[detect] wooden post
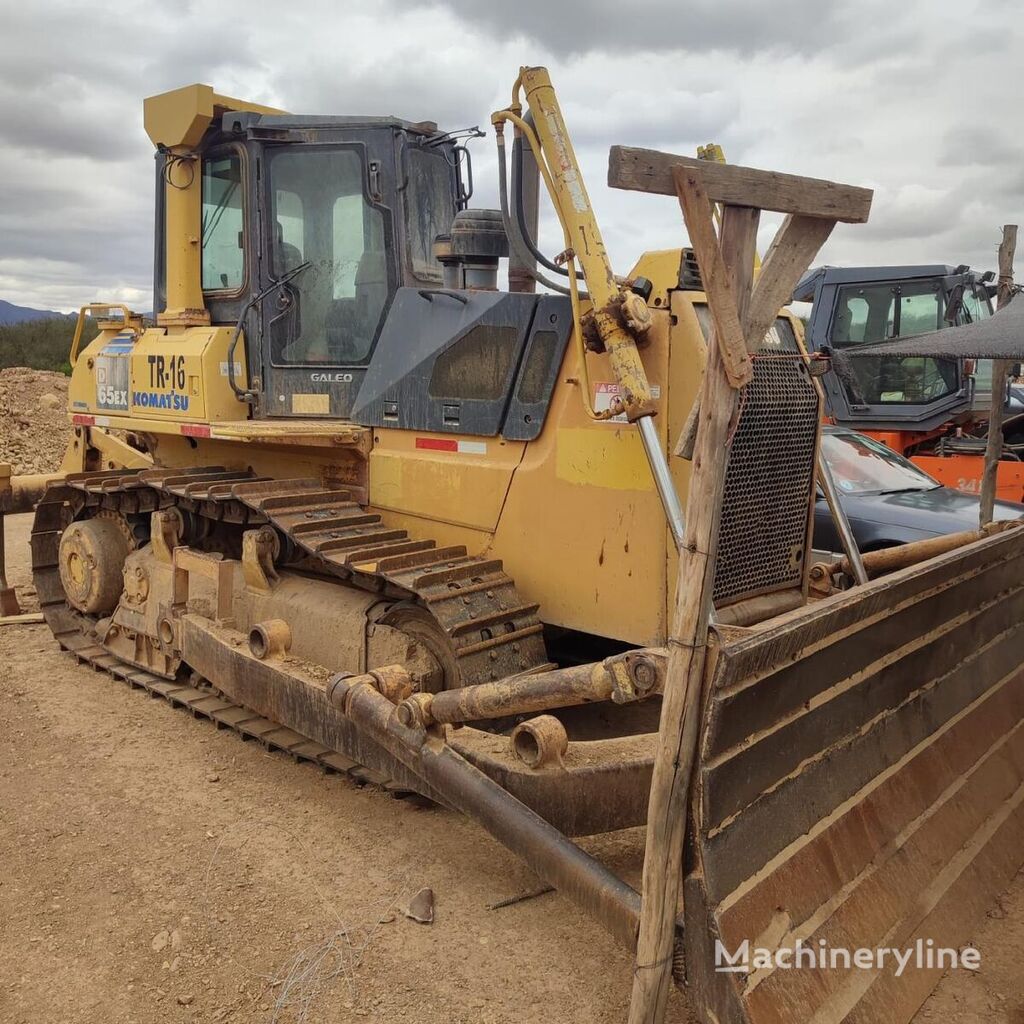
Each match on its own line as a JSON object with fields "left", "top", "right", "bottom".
{"left": 979, "top": 224, "right": 1017, "bottom": 526}
{"left": 0, "top": 512, "right": 21, "bottom": 617}
{"left": 627, "top": 180, "right": 759, "bottom": 1024}
{"left": 619, "top": 153, "right": 858, "bottom": 1024}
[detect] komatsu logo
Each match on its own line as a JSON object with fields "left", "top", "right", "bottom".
{"left": 133, "top": 391, "right": 190, "bottom": 411}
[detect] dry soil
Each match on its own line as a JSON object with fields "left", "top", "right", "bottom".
{"left": 1, "top": 368, "right": 1022, "bottom": 1023}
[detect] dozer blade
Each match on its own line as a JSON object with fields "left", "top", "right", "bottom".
{"left": 685, "top": 525, "right": 1024, "bottom": 1024}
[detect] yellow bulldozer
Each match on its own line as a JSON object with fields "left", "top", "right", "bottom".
{"left": 9, "top": 67, "right": 1024, "bottom": 1023}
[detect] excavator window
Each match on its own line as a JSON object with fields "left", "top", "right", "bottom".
{"left": 958, "top": 281, "right": 991, "bottom": 323}
{"left": 201, "top": 153, "right": 245, "bottom": 292}
{"left": 267, "top": 146, "right": 390, "bottom": 367}
{"left": 832, "top": 281, "right": 957, "bottom": 405}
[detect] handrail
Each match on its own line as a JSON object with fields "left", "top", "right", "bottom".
{"left": 69, "top": 303, "right": 137, "bottom": 367}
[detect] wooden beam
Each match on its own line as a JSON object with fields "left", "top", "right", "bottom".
{"left": 628, "top": 203, "right": 760, "bottom": 1024}
{"left": 0, "top": 612, "right": 44, "bottom": 626}
{"left": 609, "top": 146, "right": 873, "bottom": 223}
{"left": 673, "top": 166, "right": 756, "bottom": 388}
{"left": 979, "top": 224, "right": 1018, "bottom": 526}
{"left": 745, "top": 214, "right": 836, "bottom": 348}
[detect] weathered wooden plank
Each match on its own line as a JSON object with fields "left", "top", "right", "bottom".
{"left": 673, "top": 166, "right": 754, "bottom": 388}
{"left": 980, "top": 225, "right": 1018, "bottom": 526}
{"left": 629, "top": 204, "right": 760, "bottom": 1023}
{"left": 0, "top": 612, "right": 45, "bottom": 625}
{"left": 608, "top": 147, "right": 873, "bottom": 223}
{"left": 745, "top": 214, "right": 835, "bottom": 347}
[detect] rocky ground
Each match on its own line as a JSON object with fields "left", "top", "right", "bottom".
{"left": 0, "top": 367, "right": 70, "bottom": 475}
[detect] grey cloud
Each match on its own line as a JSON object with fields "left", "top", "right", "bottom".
{"left": 938, "top": 126, "right": 1024, "bottom": 169}
{"left": 392, "top": 0, "right": 898, "bottom": 59}
{"left": 1, "top": 0, "right": 1021, "bottom": 312}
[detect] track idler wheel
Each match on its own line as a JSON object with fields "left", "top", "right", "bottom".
{"left": 58, "top": 515, "right": 132, "bottom": 615}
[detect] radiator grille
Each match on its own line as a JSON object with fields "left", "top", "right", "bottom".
{"left": 710, "top": 318, "right": 820, "bottom": 606}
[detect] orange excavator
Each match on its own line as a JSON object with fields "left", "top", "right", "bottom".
{"left": 795, "top": 261, "right": 1024, "bottom": 500}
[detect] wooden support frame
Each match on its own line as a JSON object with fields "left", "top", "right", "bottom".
{"left": 626, "top": 153, "right": 870, "bottom": 1024}
{"left": 608, "top": 147, "right": 873, "bottom": 223}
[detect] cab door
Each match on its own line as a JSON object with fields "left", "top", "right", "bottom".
{"left": 258, "top": 144, "right": 397, "bottom": 419}
{"left": 806, "top": 274, "right": 970, "bottom": 432}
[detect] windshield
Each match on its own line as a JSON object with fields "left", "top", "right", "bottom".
{"left": 268, "top": 147, "right": 389, "bottom": 366}
{"left": 830, "top": 279, "right": 959, "bottom": 405}
{"left": 821, "top": 431, "right": 940, "bottom": 495}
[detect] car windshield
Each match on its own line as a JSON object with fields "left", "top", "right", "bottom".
{"left": 822, "top": 431, "right": 941, "bottom": 496}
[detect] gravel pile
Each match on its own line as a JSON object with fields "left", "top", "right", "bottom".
{"left": 0, "top": 366, "right": 70, "bottom": 474}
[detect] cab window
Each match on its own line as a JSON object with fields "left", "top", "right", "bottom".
{"left": 201, "top": 153, "right": 245, "bottom": 292}
{"left": 268, "top": 147, "right": 389, "bottom": 366}
{"left": 404, "top": 145, "right": 456, "bottom": 282}
{"left": 831, "top": 281, "right": 957, "bottom": 405}
{"left": 959, "top": 281, "right": 992, "bottom": 323}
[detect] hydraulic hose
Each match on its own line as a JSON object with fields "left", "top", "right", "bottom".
{"left": 495, "top": 131, "right": 579, "bottom": 298}
{"left": 510, "top": 115, "right": 569, "bottom": 279}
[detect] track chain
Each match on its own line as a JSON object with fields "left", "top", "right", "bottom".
{"left": 29, "top": 467, "right": 551, "bottom": 787}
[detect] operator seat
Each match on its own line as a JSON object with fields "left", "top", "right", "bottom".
{"left": 349, "top": 250, "right": 389, "bottom": 359}
{"left": 275, "top": 221, "right": 303, "bottom": 275}
{"left": 832, "top": 307, "right": 854, "bottom": 345}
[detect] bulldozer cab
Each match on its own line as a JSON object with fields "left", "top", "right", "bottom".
{"left": 153, "top": 107, "right": 466, "bottom": 418}
{"left": 795, "top": 264, "right": 993, "bottom": 431}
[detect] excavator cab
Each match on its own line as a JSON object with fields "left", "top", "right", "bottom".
{"left": 152, "top": 101, "right": 468, "bottom": 418}
{"left": 795, "top": 264, "right": 993, "bottom": 431}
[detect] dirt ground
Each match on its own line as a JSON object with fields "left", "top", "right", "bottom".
{"left": 0, "top": 368, "right": 70, "bottom": 475}
{"left": 1, "top": 509, "right": 1023, "bottom": 1024}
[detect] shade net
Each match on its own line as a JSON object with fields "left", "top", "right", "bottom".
{"left": 847, "top": 294, "right": 1024, "bottom": 360}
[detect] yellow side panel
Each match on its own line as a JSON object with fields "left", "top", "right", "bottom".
{"left": 555, "top": 427, "right": 654, "bottom": 491}
{"left": 488, "top": 319, "right": 665, "bottom": 646}
{"left": 369, "top": 432, "right": 525, "bottom": 532}
{"left": 491, "top": 292, "right": 707, "bottom": 647}
{"left": 67, "top": 325, "right": 248, "bottom": 427}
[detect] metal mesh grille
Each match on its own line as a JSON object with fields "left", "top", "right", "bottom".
{"left": 707, "top": 317, "right": 820, "bottom": 606}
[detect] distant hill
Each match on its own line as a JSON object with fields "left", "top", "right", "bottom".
{"left": 0, "top": 299, "right": 72, "bottom": 325}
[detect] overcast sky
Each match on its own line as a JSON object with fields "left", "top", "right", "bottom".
{"left": 1, "top": 0, "right": 1021, "bottom": 312}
